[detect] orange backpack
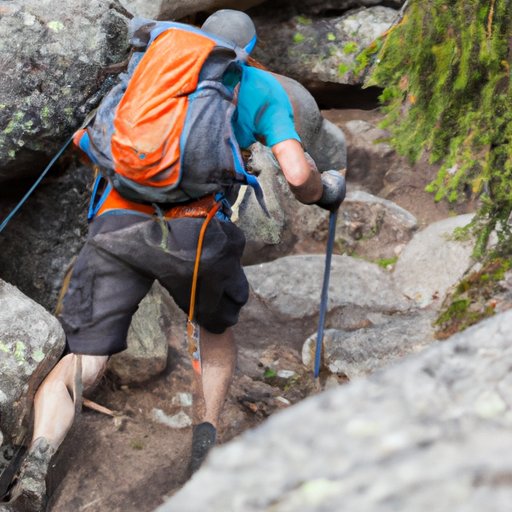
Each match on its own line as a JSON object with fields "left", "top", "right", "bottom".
{"left": 86, "top": 21, "right": 261, "bottom": 205}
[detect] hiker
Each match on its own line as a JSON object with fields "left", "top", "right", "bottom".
{"left": 4, "top": 9, "right": 345, "bottom": 510}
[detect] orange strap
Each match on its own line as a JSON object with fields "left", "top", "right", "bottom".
{"left": 97, "top": 188, "right": 218, "bottom": 219}
{"left": 187, "top": 200, "right": 222, "bottom": 375}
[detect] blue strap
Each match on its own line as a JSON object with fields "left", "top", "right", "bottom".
{"left": 0, "top": 135, "right": 74, "bottom": 234}
{"left": 87, "top": 176, "right": 112, "bottom": 221}
{"left": 228, "top": 138, "right": 269, "bottom": 217}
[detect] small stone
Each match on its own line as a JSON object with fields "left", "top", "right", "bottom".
{"left": 171, "top": 392, "right": 193, "bottom": 407}
{"left": 151, "top": 409, "right": 192, "bottom": 429}
{"left": 277, "top": 370, "right": 297, "bottom": 379}
{"left": 473, "top": 391, "right": 507, "bottom": 419}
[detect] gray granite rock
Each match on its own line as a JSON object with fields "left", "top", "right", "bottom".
{"left": 338, "top": 190, "right": 417, "bottom": 258}
{"left": 342, "top": 119, "right": 396, "bottom": 193}
{"left": 0, "top": 0, "right": 130, "bottom": 183}
{"left": 0, "top": 280, "right": 65, "bottom": 446}
{"left": 393, "top": 214, "right": 475, "bottom": 307}
{"left": 157, "top": 308, "right": 512, "bottom": 512}
{"left": 237, "top": 254, "right": 412, "bottom": 350}
{"left": 252, "top": 7, "right": 398, "bottom": 88}
{"left": 119, "top": 0, "right": 265, "bottom": 20}
{"left": 303, "top": 310, "right": 436, "bottom": 379}
{"left": 108, "top": 283, "right": 172, "bottom": 384}
{"left": 271, "top": 0, "right": 405, "bottom": 15}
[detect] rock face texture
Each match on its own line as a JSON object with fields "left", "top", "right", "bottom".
{"left": 302, "top": 310, "right": 436, "bottom": 379}
{"left": 0, "top": 280, "right": 65, "bottom": 447}
{"left": 119, "top": 0, "right": 265, "bottom": 20}
{"left": 108, "top": 283, "right": 172, "bottom": 384}
{"left": 0, "top": 0, "right": 130, "bottom": 182}
{"left": 272, "top": 0, "right": 405, "bottom": 15}
{"left": 237, "top": 254, "right": 412, "bottom": 350}
{"left": 252, "top": 7, "right": 398, "bottom": 88}
{"left": 394, "top": 214, "right": 475, "bottom": 307}
{"left": 158, "top": 308, "right": 512, "bottom": 512}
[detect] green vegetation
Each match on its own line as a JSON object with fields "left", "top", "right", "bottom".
{"left": 344, "top": 1, "right": 512, "bottom": 336}
{"left": 293, "top": 32, "right": 305, "bottom": 44}
{"left": 343, "top": 41, "right": 359, "bottom": 55}
{"left": 367, "top": 0, "right": 512, "bottom": 258}
{"left": 376, "top": 256, "right": 398, "bottom": 268}
{"left": 435, "top": 257, "right": 510, "bottom": 339}
{"left": 337, "top": 63, "right": 350, "bottom": 76}
{"left": 296, "top": 15, "right": 312, "bottom": 26}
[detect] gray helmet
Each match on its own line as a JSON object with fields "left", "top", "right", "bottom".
{"left": 201, "top": 9, "right": 257, "bottom": 54}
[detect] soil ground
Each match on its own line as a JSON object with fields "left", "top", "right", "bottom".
{"left": 7, "top": 108, "right": 476, "bottom": 512}
{"left": 48, "top": 345, "right": 313, "bottom": 512}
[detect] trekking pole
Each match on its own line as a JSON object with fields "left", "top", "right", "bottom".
{"left": 314, "top": 209, "right": 338, "bottom": 381}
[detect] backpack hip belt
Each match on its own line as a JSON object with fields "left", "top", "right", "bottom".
{"left": 96, "top": 187, "right": 220, "bottom": 219}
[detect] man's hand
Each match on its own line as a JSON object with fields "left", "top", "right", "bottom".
{"left": 315, "top": 170, "right": 346, "bottom": 212}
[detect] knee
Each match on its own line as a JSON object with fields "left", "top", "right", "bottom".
{"left": 80, "top": 355, "right": 108, "bottom": 390}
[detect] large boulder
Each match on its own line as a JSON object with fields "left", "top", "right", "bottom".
{"left": 236, "top": 254, "right": 412, "bottom": 351}
{"left": 158, "top": 308, "right": 512, "bottom": 512}
{"left": 0, "top": 280, "right": 65, "bottom": 447}
{"left": 290, "top": 189, "right": 418, "bottom": 260}
{"left": 0, "top": 0, "right": 130, "bottom": 183}
{"left": 302, "top": 310, "right": 436, "bottom": 379}
{"left": 119, "top": 0, "right": 265, "bottom": 20}
{"left": 0, "top": 162, "right": 91, "bottom": 310}
{"left": 393, "top": 214, "right": 475, "bottom": 308}
{"left": 252, "top": 7, "right": 398, "bottom": 88}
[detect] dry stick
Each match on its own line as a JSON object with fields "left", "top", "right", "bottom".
{"left": 487, "top": 0, "right": 495, "bottom": 40}
{"left": 82, "top": 398, "right": 117, "bottom": 417}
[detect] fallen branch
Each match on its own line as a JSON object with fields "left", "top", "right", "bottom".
{"left": 83, "top": 398, "right": 117, "bottom": 417}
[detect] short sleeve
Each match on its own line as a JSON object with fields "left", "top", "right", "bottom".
{"left": 234, "top": 67, "right": 301, "bottom": 149}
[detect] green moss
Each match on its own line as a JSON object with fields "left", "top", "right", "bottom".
{"left": 435, "top": 258, "right": 510, "bottom": 338}
{"left": 337, "top": 63, "right": 350, "bottom": 76}
{"left": 296, "top": 15, "right": 312, "bottom": 26}
{"left": 327, "top": 32, "right": 336, "bottom": 42}
{"left": 343, "top": 41, "right": 359, "bottom": 55}
{"left": 376, "top": 256, "right": 398, "bottom": 268}
{"left": 293, "top": 33, "right": 305, "bottom": 44}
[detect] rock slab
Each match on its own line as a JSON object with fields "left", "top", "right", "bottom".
{"left": 393, "top": 214, "right": 475, "bottom": 307}
{"left": 0, "top": 280, "right": 65, "bottom": 446}
{"left": 158, "top": 308, "right": 512, "bottom": 512}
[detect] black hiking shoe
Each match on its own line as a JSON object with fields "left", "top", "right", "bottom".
{"left": 5, "top": 438, "right": 55, "bottom": 512}
{"left": 189, "top": 422, "right": 216, "bottom": 474}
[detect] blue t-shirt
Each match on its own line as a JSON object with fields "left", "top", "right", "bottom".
{"left": 78, "top": 66, "right": 300, "bottom": 162}
{"left": 233, "top": 66, "right": 301, "bottom": 149}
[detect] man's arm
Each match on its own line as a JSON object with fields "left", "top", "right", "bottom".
{"left": 271, "top": 139, "right": 322, "bottom": 204}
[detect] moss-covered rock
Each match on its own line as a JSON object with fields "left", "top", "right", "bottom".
{"left": 0, "top": 0, "right": 130, "bottom": 183}
{"left": 0, "top": 280, "right": 65, "bottom": 446}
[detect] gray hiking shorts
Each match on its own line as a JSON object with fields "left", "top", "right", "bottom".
{"left": 59, "top": 213, "right": 249, "bottom": 355}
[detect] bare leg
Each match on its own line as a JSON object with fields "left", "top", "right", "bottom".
{"left": 199, "top": 327, "right": 236, "bottom": 428}
{"left": 32, "top": 353, "right": 109, "bottom": 450}
{"left": 6, "top": 354, "right": 108, "bottom": 509}
{"left": 189, "top": 327, "right": 236, "bottom": 474}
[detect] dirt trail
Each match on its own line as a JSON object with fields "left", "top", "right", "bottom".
{"left": 49, "top": 345, "right": 311, "bottom": 512}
